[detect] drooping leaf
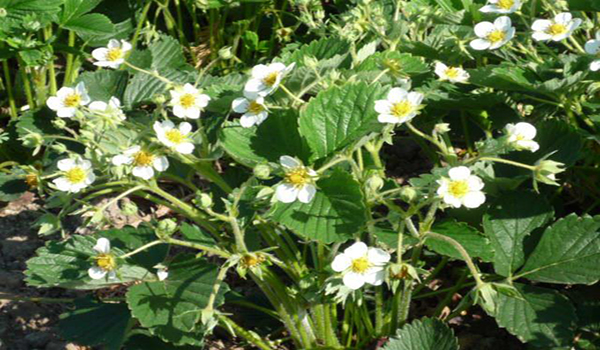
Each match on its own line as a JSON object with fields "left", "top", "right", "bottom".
{"left": 517, "top": 214, "right": 600, "bottom": 284}
{"left": 25, "top": 235, "right": 152, "bottom": 290}
{"left": 126, "top": 254, "right": 227, "bottom": 346}
{"left": 383, "top": 318, "right": 459, "bottom": 350}
{"left": 219, "top": 110, "right": 311, "bottom": 167}
{"left": 489, "top": 283, "right": 576, "bottom": 347}
{"left": 59, "top": 297, "right": 131, "bottom": 350}
{"left": 75, "top": 70, "right": 128, "bottom": 102}
{"left": 269, "top": 170, "right": 366, "bottom": 243}
{"left": 299, "top": 82, "right": 388, "bottom": 161}
{"left": 426, "top": 219, "right": 494, "bottom": 262}
{"left": 483, "top": 191, "right": 553, "bottom": 277}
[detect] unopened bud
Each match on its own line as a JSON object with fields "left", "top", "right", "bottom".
{"left": 399, "top": 186, "right": 417, "bottom": 202}
{"left": 156, "top": 219, "right": 178, "bottom": 238}
{"left": 534, "top": 160, "right": 565, "bottom": 186}
{"left": 253, "top": 164, "right": 271, "bottom": 179}
{"left": 196, "top": 192, "right": 213, "bottom": 208}
{"left": 20, "top": 133, "right": 43, "bottom": 148}
{"left": 120, "top": 201, "right": 138, "bottom": 216}
{"left": 366, "top": 175, "right": 384, "bottom": 193}
{"left": 434, "top": 123, "right": 451, "bottom": 134}
{"left": 153, "top": 94, "right": 167, "bottom": 105}
{"left": 218, "top": 46, "right": 233, "bottom": 60}
{"left": 50, "top": 143, "right": 68, "bottom": 154}
{"left": 303, "top": 55, "right": 319, "bottom": 69}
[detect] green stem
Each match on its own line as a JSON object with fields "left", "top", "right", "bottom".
{"left": 218, "top": 315, "right": 275, "bottom": 350}
{"left": 477, "top": 156, "right": 536, "bottom": 171}
{"left": 1, "top": 59, "right": 18, "bottom": 118}
{"left": 165, "top": 236, "right": 231, "bottom": 258}
{"left": 17, "top": 57, "right": 35, "bottom": 109}
{"left": 425, "top": 231, "right": 483, "bottom": 287}
{"left": 44, "top": 26, "right": 57, "bottom": 95}
{"left": 64, "top": 31, "right": 76, "bottom": 86}
{"left": 131, "top": 1, "right": 152, "bottom": 48}
{"left": 375, "top": 286, "right": 384, "bottom": 335}
{"left": 120, "top": 240, "right": 164, "bottom": 259}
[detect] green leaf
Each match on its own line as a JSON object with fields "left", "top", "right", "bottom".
{"left": 356, "top": 52, "right": 429, "bottom": 76}
{"left": 25, "top": 235, "right": 151, "bottom": 290}
{"left": 0, "top": 0, "right": 64, "bottom": 29}
{"left": 63, "top": 13, "right": 115, "bottom": 36}
{"left": 219, "top": 110, "right": 311, "bottom": 167}
{"left": 281, "top": 37, "right": 351, "bottom": 66}
{"left": 269, "top": 170, "right": 366, "bottom": 243}
{"left": 0, "top": 174, "right": 28, "bottom": 202}
{"left": 126, "top": 254, "right": 227, "bottom": 346}
{"left": 489, "top": 283, "right": 576, "bottom": 347}
{"left": 567, "top": 0, "right": 600, "bottom": 11}
{"left": 123, "top": 69, "right": 193, "bottom": 108}
{"left": 516, "top": 214, "right": 600, "bottom": 284}
{"left": 59, "top": 297, "right": 131, "bottom": 350}
{"left": 299, "top": 82, "right": 388, "bottom": 161}
{"left": 468, "top": 64, "right": 538, "bottom": 92}
{"left": 75, "top": 70, "right": 128, "bottom": 102}
{"left": 180, "top": 222, "right": 216, "bottom": 247}
{"left": 383, "top": 318, "right": 459, "bottom": 350}
{"left": 60, "top": 0, "right": 102, "bottom": 23}
{"left": 149, "top": 35, "right": 191, "bottom": 71}
{"left": 483, "top": 191, "right": 553, "bottom": 277}
{"left": 426, "top": 219, "right": 494, "bottom": 262}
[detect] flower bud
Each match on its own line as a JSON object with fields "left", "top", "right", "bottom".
{"left": 534, "top": 160, "right": 565, "bottom": 186}
{"left": 253, "top": 164, "right": 271, "bottom": 179}
{"left": 399, "top": 186, "right": 417, "bottom": 202}
{"left": 0, "top": 8, "right": 7, "bottom": 17}
{"left": 475, "top": 283, "right": 498, "bottom": 314}
{"left": 156, "top": 219, "right": 178, "bottom": 238}
{"left": 196, "top": 192, "right": 213, "bottom": 208}
{"left": 434, "top": 123, "right": 451, "bottom": 134}
{"left": 20, "top": 132, "right": 43, "bottom": 148}
{"left": 366, "top": 174, "right": 384, "bottom": 193}
{"left": 218, "top": 46, "right": 233, "bottom": 60}
{"left": 153, "top": 94, "right": 167, "bottom": 105}
{"left": 52, "top": 118, "right": 67, "bottom": 129}
{"left": 120, "top": 200, "right": 138, "bottom": 216}
{"left": 50, "top": 143, "right": 68, "bottom": 154}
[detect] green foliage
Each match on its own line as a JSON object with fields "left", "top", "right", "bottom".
{"left": 383, "top": 318, "right": 459, "bottom": 350}
{"left": 426, "top": 219, "right": 494, "bottom": 262}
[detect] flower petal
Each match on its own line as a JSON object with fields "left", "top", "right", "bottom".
{"left": 94, "top": 237, "right": 111, "bottom": 254}
{"left": 367, "top": 248, "right": 391, "bottom": 265}
{"left": 88, "top": 266, "right": 107, "bottom": 280}
{"left": 448, "top": 166, "right": 471, "bottom": 180}
{"left": 297, "top": 184, "right": 316, "bottom": 203}
{"left": 343, "top": 272, "right": 366, "bottom": 290}
{"left": 280, "top": 155, "right": 301, "bottom": 168}
{"left": 344, "top": 242, "right": 368, "bottom": 259}
{"left": 331, "top": 254, "right": 352, "bottom": 272}
{"left": 276, "top": 183, "right": 299, "bottom": 203}
{"left": 462, "top": 191, "right": 486, "bottom": 208}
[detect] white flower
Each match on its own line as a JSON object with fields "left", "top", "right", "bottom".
{"left": 470, "top": 16, "right": 515, "bottom": 51}
{"left": 112, "top": 146, "right": 169, "bottom": 180}
{"left": 232, "top": 92, "right": 269, "bottom": 128}
{"left": 52, "top": 157, "right": 95, "bottom": 193}
{"left": 88, "top": 238, "right": 118, "bottom": 280}
{"left": 531, "top": 12, "right": 582, "bottom": 42}
{"left": 331, "top": 241, "right": 390, "bottom": 290}
{"left": 437, "top": 166, "right": 486, "bottom": 209}
{"left": 169, "top": 84, "right": 210, "bottom": 119}
{"left": 434, "top": 62, "right": 470, "bottom": 83}
{"left": 480, "top": 0, "right": 521, "bottom": 14}
{"left": 89, "top": 96, "right": 126, "bottom": 121}
{"left": 244, "top": 62, "right": 295, "bottom": 97}
{"left": 585, "top": 31, "right": 600, "bottom": 72}
{"left": 46, "top": 82, "right": 91, "bottom": 118}
{"left": 275, "top": 156, "right": 317, "bottom": 204}
{"left": 374, "top": 87, "right": 424, "bottom": 124}
{"left": 91, "top": 39, "right": 132, "bottom": 69}
{"left": 505, "top": 122, "right": 539, "bottom": 152}
{"left": 156, "top": 268, "right": 169, "bottom": 281}
{"left": 153, "top": 120, "right": 195, "bottom": 154}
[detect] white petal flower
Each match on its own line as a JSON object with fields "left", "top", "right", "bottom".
{"left": 153, "top": 120, "right": 195, "bottom": 154}
{"left": 244, "top": 62, "right": 295, "bottom": 97}
{"left": 46, "top": 82, "right": 91, "bottom": 118}
{"left": 275, "top": 156, "right": 317, "bottom": 204}
{"left": 92, "top": 39, "right": 132, "bottom": 69}
{"left": 331, "top": 241, "right": 391, "bottom": 290}
{"left": 375, "top": 87, "right": 424, "bottom": 124}
{"left": 112, "top": 147, "right": 169, "bottom": 180}
{"left": 89, "top": 96, "right": 126, "bottom": 121}
{"left": 505, "top": 122, "right": 539, "bottom": 152}
{"left": 531, "top": 12, "right": 582, "bottom": 42}
{"left": 169, "top": 84, "right": 210, "bottom": 119}
{"left": 232, "top": 92, "right": 269, "bottom": 128}
{"left": 480, "top": 0, "right": 521, "bottom": 14}
{"left": 434, "top": 62, "right": 470, "bottom": 83}
{"left": 52, "top": 157, "right": 95, "bottom": 193}
{"left": 436, "top": 166, "right": 486, "bottom": 209}
{"left": 88, "top": 237, "right": 118, "bottom": 280}
{"left": 470, "top": 16, "right": 515, "bottom": 51}
{"left": 157, "top": 268, "right": 169, "bottom": 281}
{"left": 585, "top": 31, "right": 600, "bottom": 72}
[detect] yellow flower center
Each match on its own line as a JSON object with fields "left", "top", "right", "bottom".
{"left": 133, "top": 151, "right": 155, "bottom": 167}
{"left": 242, "top": 254, "right": 266, "bottom": 268}
{"left": 285, "top": 167, "right": 310, "bottom": 187}
{"left": 487, "top": 30, "right": 506, "bottom": 43}
{"left": 350, "top": 257, "right": 371, "bottom": 274}
{"left": 64, "top": 93, "right": 81, "bottom": 108}
{"left": 445, "top": 67, "right": 460, "bottom": 79}
{"left": 391, "top": 100, "right": 413, "bottom": 117}
{"left": 106, "top": 47, "right": 123, "bottom": 62}
{"left": 179, "top": 93, "right": 196, "bottom": 108}
{"left": 165, "top": 129, "right": 185, "bottom": 145}
{"left": 96, "top": 253, "right": 117, "bottom": 271}
{"left": 516, "top": 134, "right": 525, "bottom": 141}
{"left": 65, "top": 167, "right": 86, "bottom": 184}
{"left": 448, "top": 180, "right": 469, "bottom": 198}
{"left": 547, "top": 23, "right": 567, "bottom": 36}
{"left": 25, "top": 174, "right": 38, "bottom": 188}
{"left": 248, "top": 101, "right": 264, "bottom": 114}
{"left": 497, "top": 0, "right": 514, "bottom": 10}
{"left": 263, "top": 72, "right": 279, "bottom": 87}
